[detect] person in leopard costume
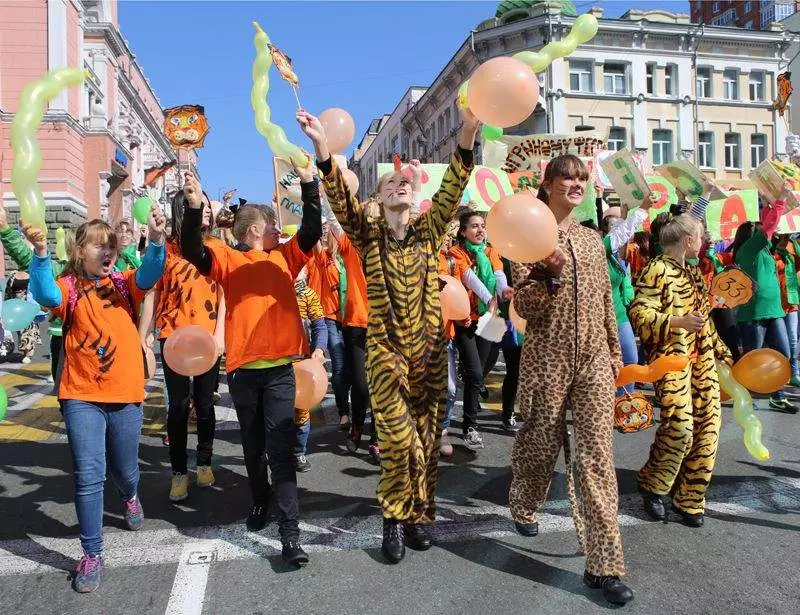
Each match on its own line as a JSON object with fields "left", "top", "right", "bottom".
{"left": 509, "top": 155, "right": 632, "bottom": 606}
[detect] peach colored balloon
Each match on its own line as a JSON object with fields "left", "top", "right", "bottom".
{"left": 733, "top": 348, "right": 791, "bottom": 394}
{"left": 509, "top": 301, "right": 527, "bottom": 333}
{"left": 319, "top": 107, "right": 355, "bottom": 154}
{"left": 294, "top": 358, "right": 330, "bottom": 409}
{"left": 467, "top": 57, "right": 540, "bottom": 128}
{"left": 438, "top": 274, "right": 470, "bottom": 321}
{"left": 163, "top": 325, "right": 218, "bottom": 377}
{"left": 342, "top": 169, "right": 360, "bottom": 194}
{"left": 486, "top": 192, "right": 558, "bottom": 262}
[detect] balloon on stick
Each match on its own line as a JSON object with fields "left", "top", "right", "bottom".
{"left": 319, "top": 108, "right": 355, "bottom": 154}
{"left": 294, "top": 359, "right": 329, "bottom": 410}
{"left": 11, "top": 67, "right": 87, "bottom": 233}
{"left": 163, "top": 325, "right": 218, "bottom": 377}
{"left": 485, "top": 191, "right": 558, "bottom": 262}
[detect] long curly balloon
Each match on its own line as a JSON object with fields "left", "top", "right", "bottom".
{"left": 615, "top": 354, "right": 691, "bottom": 388}
{"left": 55, "top": 226, "right": 67, "bottom": 261}
{"left": 717, "top": 361, "right": 770, "bottom": 461}
{"left": 10, "top": 67, "right": 86, "bottom": 233}
{"left": 513, "top": 14, "right": 599, "bottom": 73}
{"left": 251, "top": 22, "right": 308, "bottom": 167}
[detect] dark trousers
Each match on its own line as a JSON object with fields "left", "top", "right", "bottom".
{"left": 228, "top": 364, "right": 299, "bottom": 539}
{"left": 501, "top": 341, "right": 521, "bottom": 422}
{"left": 454, "top": 322, "right": 493, "bottom": 432}
{"left": 50, "top": 334, "right": 62, "bottom": 380}
{"left": 711, "top": 308, "right": 741, "bottom": 362}
{"left": 160, "top": 340, "right": 220, "bottom": 474}
{"left": 342, "top": 325, "right": 375, "bottom": 443}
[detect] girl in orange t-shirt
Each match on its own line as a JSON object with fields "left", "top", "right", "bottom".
{"left": 27, "top": 209, "right": 167, "bottom": 594}
{"left": 139, "top": 190, "right": 226, "bottom": 502}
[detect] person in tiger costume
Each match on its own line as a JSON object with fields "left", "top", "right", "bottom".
{"left": 298, "top": 107, "right": 478, "bottom": 564}
{"left": 629, "top": 214, "right": 732, "bottom": 529}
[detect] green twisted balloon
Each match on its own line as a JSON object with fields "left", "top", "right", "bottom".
{"left": 717, "top": 361, "right": 770, "bottom": 461}
{"left": 251, "top": 22, "right": 307, "bottom": 167}
{"left": 10, "top": 67, "right": 86, "bottom": 233}
{"left": 513, "top": 13, "right": 598, "bottom": 74}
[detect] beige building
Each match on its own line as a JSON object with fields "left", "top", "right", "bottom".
{"left": 353, "top": 1, "right": 792, "bottom": 193}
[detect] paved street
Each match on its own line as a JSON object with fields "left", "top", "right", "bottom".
{"left": 0, "top": 340, "right": 798, "bottom": 615}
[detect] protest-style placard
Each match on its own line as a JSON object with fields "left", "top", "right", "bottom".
{"left": 482, "top": 131, "right": 607, "bottom": 171}
{"left": 600, "top": 149, "right": 651, "bottom": 206}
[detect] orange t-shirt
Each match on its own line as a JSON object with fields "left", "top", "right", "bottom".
{"left": 447, "top": 243, "right": 503, "bottom": 322}
{"left": 53, "top": 270, "right": 147, "bottom": 403}
{"left": 155, "top": 239, "right": 220, "bottom": 339}
{"left": 337, "top": 233, "right": 368, "bottom": 328}
{"left": 205, "top": 237, "right": 310, "bottom": 373}
{"left": 306, "top": 247, "right": 341, "bottom": 320}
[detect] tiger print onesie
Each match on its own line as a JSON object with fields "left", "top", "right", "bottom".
{"left": 510, "top": 221, "right": 626, "bottom": 577}
{"left": 629, "top": 255, "right": 731, "bottom": 515}
{"left": 320, "top": 150, "right": 471, "bottom": 524}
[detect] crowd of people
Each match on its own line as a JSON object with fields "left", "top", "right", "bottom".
{"left": 1, "top": 105, "right": 797, "bottom": 605}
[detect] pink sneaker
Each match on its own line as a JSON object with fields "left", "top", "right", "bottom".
{"left": 73, "top": 554, "right": 104, "bottom": 593}
{"left": 124, "top": 495, "right": 144, "bottom": 531}
{"left": 368, "top": 443, "right": 381, "bottom": 464}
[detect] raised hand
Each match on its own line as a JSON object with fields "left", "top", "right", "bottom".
{"left": 22, "top": 224, "right": 47, "bottom": 256}
{"left": 293, "top": 152, "right": 315, "bottom": 183}
{"left": 297, "top": 110, "right": 330, "bottom": 163}
{"left": 148, "top": 205, "right": 167, "bottom": 243}
{"left": 183, "top": 172, "right": 203, "bottom": 209}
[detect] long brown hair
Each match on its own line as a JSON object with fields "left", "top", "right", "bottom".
{"left": 536, "top": 154, "right": 590, "bottom": 205}
{"left": 60, "top": 220, "right": 117, "bottom": 279}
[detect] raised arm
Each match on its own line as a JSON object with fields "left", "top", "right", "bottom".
{"left": 22, "top": 225, "right": 61, "bottom": 308}
{"left": 293, "top": 157, "right": 323, "bottom": 254}
{"left": 180, "top": 172, "right": 213, "bottom": 276}
{"left": 134, "top": 206, "right": 167, "bottom": 290}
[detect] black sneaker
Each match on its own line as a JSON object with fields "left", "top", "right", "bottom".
{"left": 642, "top": 492, "right": 666, "bottom": 521}
{"left": 479, "top": 384, "right": 489, "bottom": 400}
{"left": 294, "top": 454, "right": 311, "bottom": 473}
{"left": 381, "top": 518, "right": 405, "bottom": 563}
{"left": 246, "top": 504, "right": 268, "bottom": 532}
{"left": 403, "top": 523, "right": 433, "bottom": 551}
{"left": 673, "top": 504, "right": 704, "bottom": 527}
{"left": 514, "top": 521, "right": 539, "bottom": 537}
{"left": 281, "top": 539, "right": 309, "bottom": 567}
{"left": 770, "top": 398, "right": 799, "bottom": 414}
{"left": 583, "top": 571, "right": 634, "bottom": 605}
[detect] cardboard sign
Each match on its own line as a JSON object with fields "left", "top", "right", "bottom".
{"left": 273, "top": 157, "right": 303, "bottom": 226}
{"left": 482, "top": 131, "right": 607, "bottom": 171}
{"left": 376, "top": 163, "right": 513, "bottom": 212}
{"left": 751, "top": 159, "right": 800, "bottom": 212}
{"left": 657, "top": 159, "right": 726, "bottom": 201}
{"left": 646, "top": 175, "right": 678, "bottom": 209}
{"left": 601, "top": 149, "right": 651, "bottom": 206}
{"left": 709, "top": 267, "right": 755, "bottom": 309}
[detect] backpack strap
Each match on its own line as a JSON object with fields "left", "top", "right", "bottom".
{"left": 109, "top": 271, "right": 135, "bottom": 321}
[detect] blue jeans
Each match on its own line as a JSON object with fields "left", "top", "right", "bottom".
{"left": 785, "top": 311, "right": 799, "bottom": 378}
{"left": 325, "top": 319, "right": 349, "bottom": 415}
{"left": 295, "top": 420, "right": 310, "bottom": 455}
{"left": 62, "top": 400, "right": 143, "bottom": 556}
{"left": 740, "top": 318, "right": 791, "bottom": 400}
{"left": 443, "top": 341, "right": 457, "bottom": 431}
{"left": 617, "top": 321, "right": 639, "bottom": 396}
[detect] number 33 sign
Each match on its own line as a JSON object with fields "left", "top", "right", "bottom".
{"left": 709, "top": 267, "right": 755, "bottom": 309}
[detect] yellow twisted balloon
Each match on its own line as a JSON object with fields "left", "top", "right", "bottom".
{"left": 716, "top": 361, "right": 770, "bottom": 461}
{"left": 10, "top": 67, "right": 86, "bottom": 233}
{"left": 251, "top": 22, "right": 308, "bottom": 167}
{"left": 513, "top": 14, "right": 599, "bottom": 73}
{"left": 55, "top": 226, "right": 67, "bottom": 261}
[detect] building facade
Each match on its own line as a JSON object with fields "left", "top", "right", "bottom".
{"left": 354, "top": 2, "right": 791, "bottom": 191}
{"left": 691, "top": 0, "right": 799, "bottom": 30}
{"left": 0, "top": 0, "right": 190, "bottom": 242}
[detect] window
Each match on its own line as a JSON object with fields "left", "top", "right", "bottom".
{"left": 696, "top": 68, "right": 712, "bottom": 98}
{"left": 430, "top": 123, "right": 436, "bottom": 146}
{"left": 749, "top": 71, "right": 764, "bottom": 101}
{"left": 744, "top": 1, "right": 752, "bottom": 12}
{"left": 646, "top": 64, "right": 655, "bottom": 95}
{"left": 437, "top": 116, "right": 444, "bottom": 142}
{"left": 665, "top": 65, "right": 676, "bottom": 95}
{"left": 603, "top": 63, "right": 627, "bottom": 94}
{"left": 444, "top": 108, "right": 451, "bottom": 134}
{"left": 569, "top": 60, "right": 592, "bottom": 92}
{"left": 725, "top": 133, "right": 741, "bottom": 168}
{"left": 391, "top": 135, "right": 400, "bottom": 154}
{"left": 751, "top": 133, "right": 766, "bottom": 167}
{"left": 723, "top": 69, "right": 739, "bottom": 100}
{"left": 652, "top": 129, "right": 673, "bottom": 165}
{"left": 608, "top": 127, "right": 626, "bottom": 151}
{"left": 698, "top": 131, "right": 714, "bottom": 168}
{"left": 712, "top": 1, "right": 719, "bottom": 10}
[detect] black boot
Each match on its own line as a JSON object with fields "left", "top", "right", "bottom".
{"left": 673, "top": 504, "right": 704, "bottom": 527}
{"left": 403, "top": 523, "right": 433, "bottom": 551}
{"left": 583, "top": 571, "right": 634, "bottom": 606}
{"left": 641, "top": 492, "right": 666, "bottom": 521}
{"left": 382, "top": 518, "right": 405, "bottom": 563}
{"left": 281, "top": 538, "right": 309, "bottom": 567}
{"left": 246, "top": 504, "right": 268, "bottom": 532}
{"left": 514, "top": 521, "right": 539, "bottom": 537}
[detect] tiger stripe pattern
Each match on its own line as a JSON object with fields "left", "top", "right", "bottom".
{"left": 322, "top": 153, "right": 471, "bottom": 523}
{"left": 629, "top": 255, "right": 732, "bottom": 515}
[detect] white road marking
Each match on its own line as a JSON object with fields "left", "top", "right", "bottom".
{"left": 165, "top": 542, "right": 217, "bottom": 615}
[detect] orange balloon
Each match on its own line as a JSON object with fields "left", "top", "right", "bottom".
{"left": 616, "top": 354, "right": 691, "bottom": 387}
{"left": 466, "top": 56, "right": 540, "bottom": 128}
{"left": 438, "top": 274, "right": 470, "bottom": 321}
{"left": 486, "top": 192, "right": 558, "bottom": 262}
{"left": 342, "top": 169, "right": 360, "bottom": 195}
{"left": 294, "top": 359, "right": 329, "bottom": 410}
{"left": 732, "top": 348, "right": 790, "bottom": 394}
{"left": 319, "top": 107, "right": 355, "bottom": 154}
{"left": 509, "top": 300, "right": 527, "bottom": 332}
{"left": 163, "top": 325, "right": 218, "bottom": 377}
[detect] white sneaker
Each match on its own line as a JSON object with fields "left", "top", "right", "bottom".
{"left": 463, "top": 427, "right": 484, "bottom": 449}
{"left": 22, "top": 356, "right": 32, "bottom": 364}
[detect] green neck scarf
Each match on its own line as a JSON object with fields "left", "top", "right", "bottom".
{"left": 464, "top": 240, "right": 496, "bottom": 314}
{"left": 337, "top": 253, "right": 347, "bottom": 321}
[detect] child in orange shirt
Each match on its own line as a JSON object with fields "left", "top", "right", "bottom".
{"left": 139, "top": 189, "right": 226, "bottom": 502}
{"left": 180, "top": 164, "right": 321, "bottom": 568}
{"left": 27, "top": 208, "right": 167, "bottom": 593}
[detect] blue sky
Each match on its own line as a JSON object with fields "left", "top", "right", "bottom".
{"left": 119, "top": 1, "right": 689, "bottom": 203}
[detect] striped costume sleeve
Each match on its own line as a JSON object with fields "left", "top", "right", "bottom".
{"left": 628, "top": 259, "right": 671, "bottom": 349}
{"left": 689, "top": 195, "right": 709, "bottom": 222}
{"left": 321, "top": 158, "right": 370, "bottom": 251}
{"left": 423, "top": 150, "right": 472, "bottom": 244}
{"left": 303, "top": 287, "right": 325, "bottom": 321}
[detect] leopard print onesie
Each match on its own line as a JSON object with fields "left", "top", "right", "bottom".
{"left": 510, "top": 220, "right": 626, "bottom": 577}
{"left": 322, "top": 151, "right": 471, "bottom": 524}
